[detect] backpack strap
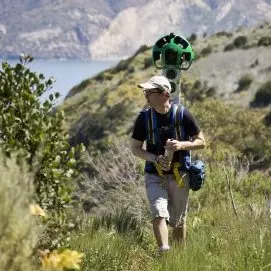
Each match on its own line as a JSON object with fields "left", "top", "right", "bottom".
{"left": 171, "top": 104, "right": 178, "bottom": 140}
{"left": 144, "top": 108, "right": 158, "bottom": 145}
{"left": 174, "top": 105, "right": 185, "bottom": 141}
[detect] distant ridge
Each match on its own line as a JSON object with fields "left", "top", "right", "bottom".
{"left": 0, "top": 0, "right": 271, "bottom": 59}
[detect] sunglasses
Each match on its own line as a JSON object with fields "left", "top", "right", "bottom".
{"left": 143, "top": 88, "right": 170, "bottom": 97}
{"left": 143, "top": 88, "right": 163, "bottom": 95}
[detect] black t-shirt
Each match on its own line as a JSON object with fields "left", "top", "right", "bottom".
{"left": 131, "top": 105, "right": 201, "bottom": 173}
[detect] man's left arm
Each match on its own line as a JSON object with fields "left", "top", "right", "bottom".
{"left": 165, "top": 131, "right": 206, "bottom": 151}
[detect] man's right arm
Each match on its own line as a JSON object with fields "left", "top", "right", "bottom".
{"left": 131, "top": 138, "right": 156, "bottom": 162}
{"left": 131, "top": 138, "right": 170, "bottom": 170}
{"left": 131, "top": 112, "right": 156, "bottom": 162}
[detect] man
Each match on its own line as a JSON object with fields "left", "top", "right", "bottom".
{"left": 131, "top": 75, "right": 205, "bottom": 252}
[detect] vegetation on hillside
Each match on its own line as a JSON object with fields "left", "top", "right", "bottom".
{"left": 62, "top": 22, "right": 271, "bottom": 153}
{"left": 1, "top": 22, "right": 271, "bottom": 271}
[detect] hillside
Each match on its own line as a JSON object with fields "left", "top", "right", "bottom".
{"left": 1, "top": 0, "right": 271, "bottom": 59}
{"left": 62, "top": 22, "right": 271, "bottom": 147}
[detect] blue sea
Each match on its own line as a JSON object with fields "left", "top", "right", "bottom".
{"left": 1, "top": 59, "right": 118, "bottom": 104}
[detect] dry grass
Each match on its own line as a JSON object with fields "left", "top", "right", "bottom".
{"left": 76, "top": 136, "right": 150, "bottom": 222}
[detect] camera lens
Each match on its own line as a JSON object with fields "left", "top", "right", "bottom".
{"left": 165, "top": 68, "right": 177, "bottom": 79}
{"left": 165, "top": 49, "right": 178, "bottom": 65}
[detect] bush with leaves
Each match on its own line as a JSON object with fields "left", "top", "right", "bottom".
{"left": 264, "top": 111, "right": 271, "bottom": 126}
{"left": 200, "top": 45, "right": 213, "bottom": 57}
{"left": 182, "top": 79, "right": 216, "bottom": 103}
{"left": 250, "top": 81, "right": 271, "bottom": 107}
{"left": 0, "top": 55, "right": 84, "bottom": 249}
{"left": 224, "top": 43, "right": 235, "bottom": 52}
{"left": 191, "top": 99, "right": 271, "bottom": 169}
{"left": 258, "top": 36, "right": 271, "bottom": 47}
{"left": 143, "top": 57, "right": 153, "bottom": 69}
{"left": 188, "top": 33, "right": 197, "bottom": 44}
{"left": 233, "top": 36, "right": 248, "bottom": 48}
{"left": 235, "top": 74, "right": 253, "bottom": 92}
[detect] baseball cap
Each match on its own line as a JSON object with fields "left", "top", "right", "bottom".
{"left": 138, "top": 75, "right": 171, "bottom": 93}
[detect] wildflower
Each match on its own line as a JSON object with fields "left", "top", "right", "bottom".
{"left": 41, "top": 249, "right": 84, "bottom": 271}
{"left": 60, "top": 249, "right": 84, "bottom": 270}
{"left": 29, "top": 204, "right": 46, "bottom": 217}
{"left": 41, "top": 250, "right": 62, "bottom": 270}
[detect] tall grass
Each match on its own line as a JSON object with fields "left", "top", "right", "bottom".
{"left": 71, "top": 213, "right": 154, "bottom": 271}
{"left": 153, "top": 207, "right": 271, "bottom": 271}
{"left": 0, "top": 154, "right": 41, "bottom": 271}
{"left": 71, "top": 203, "right": 271, "bottom": 271}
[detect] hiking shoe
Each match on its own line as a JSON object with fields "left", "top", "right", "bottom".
{"left": 158, "top": 245, "right": 170, "bottom": 253}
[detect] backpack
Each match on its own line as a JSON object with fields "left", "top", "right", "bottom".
{"left": 144, "top": 104, "right": 205, "bottom": 191}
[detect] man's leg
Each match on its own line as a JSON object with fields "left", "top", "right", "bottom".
{"left": 168, "top": 172, "right": 189, "bottom": 243}
{"left": 152, "top": 217, "right": 169, "bottom": 247}
{"left": 172, "top": 224, "right": 186, "bottom": 242}
{"left": 144, "top": 173, "right": 170, "bottom": 250}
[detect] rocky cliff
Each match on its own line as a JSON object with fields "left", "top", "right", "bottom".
{"left": 0, "top": 0, "right": 271, "bottom": 59}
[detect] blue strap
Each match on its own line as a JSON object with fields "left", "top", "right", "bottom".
{"left": 151, "top": 109, "right": 158, "bottom": 144}
{"left": 179, "top": 106, "right": 185, "bottom": 140}
{"left": 144, "top": 108, "right": 158, "bottom": 144}
{"left": 143, "top": 110, "right": 150, "bottom": 143}
{"left": 171, "top": 104, "right": 178, "bottom": 139}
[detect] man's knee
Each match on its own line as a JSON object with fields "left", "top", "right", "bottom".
{"left": 152, "top": 216, "right": 167, "bottom": 225}
{"left": 169, "top": 216, "right": 186, "bottom": 228}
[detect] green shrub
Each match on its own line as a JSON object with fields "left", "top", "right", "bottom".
{"left": 94, "top": 71, "right": 113, "bottom": 81}
{"left": 188, "top": 33, "right": 197, "bottom": 44}
{"left": 182, "top": 80, "right": 217, "bottom": 103}
{"left": 143, "top": 57, "right": 153, "bottom": 69}
{"left": 0, "top": 154, "right": 40, "bottom": 271}
{"left": 250, "top": 81, "right": 271, "bottom": 107}
{"left": 224, "top": 43, "right": 235, "bottom": 51}
{"left": 264, "top": 111, "right": 271, "bottom": 126}
{"left": 193, "top": 80, "right": 202, "bottom": 89}
{"left": 127, "top": 65, "right": 135, "bottom": 73}
{"left": 234, "top": 36, "right": 248, "bottom": 48}
{"left": 200, "top": 45, "right": 213, "bottom": 56}
{"left": 94, "top": 72, "right": 106, "bottom": 81}
{"left": 215, "top": 31, "right": 233, "bottom": 38}
{"left": 0, "top": 56, "right": 84, "bottom": 249}
{"left": 258, "top": 36, "right": 271, "bottom": 47}
{"left": 235, "top": 74, "right": 254, "bottom": 92}
{"left": 114, "top": 59, "right": 130, "bottom": 72}
{"left": 191, "top": 99, "right": 271, "bottom": 169}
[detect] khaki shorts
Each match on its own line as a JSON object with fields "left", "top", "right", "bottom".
{"left": 144, "top": 172, "right": 190, "bottom": 227}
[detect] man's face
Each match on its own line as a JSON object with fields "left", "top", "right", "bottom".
{"left": 143, "top": 88, "right": 170, "bottom": 106}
